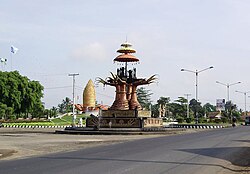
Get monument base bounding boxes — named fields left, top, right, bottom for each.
left=86, top=117, right=142, bottom=128
left=143, top=118, right=163, bottom=128
left=86, top=117, right=163, bottom=128
left=101, top=110, right=151, bottom=118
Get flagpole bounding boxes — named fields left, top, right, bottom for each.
left=10, top=45, right=19, bottom=71
left=10, top=52, right=12, bottom=71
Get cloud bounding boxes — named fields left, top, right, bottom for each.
left=70, top=42, right=108, bottom=62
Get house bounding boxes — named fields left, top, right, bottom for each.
left=207, top=111, right=222, bottom=119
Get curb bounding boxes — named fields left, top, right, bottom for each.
left=1, top=125, right=71, bottom=129
left=1, top=124, right=227, bottom=129
left=169, top=124, right=226, bottom=129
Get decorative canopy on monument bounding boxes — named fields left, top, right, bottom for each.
left=83, top=79, right=96, bottom=107
left=114, top=42, right=139, bottom=62
left=114, top=54, right=139, bottom=62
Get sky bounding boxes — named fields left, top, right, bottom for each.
left=1, top=0, right=250, bottom=111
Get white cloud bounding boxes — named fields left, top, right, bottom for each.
left=70, top=42, right=108, bottom=62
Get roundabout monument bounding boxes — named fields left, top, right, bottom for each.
left=86, top=41, right=163, bottom=128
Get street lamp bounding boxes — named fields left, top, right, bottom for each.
left=235, top=90, right=250, bottom=116
left=216, top=81, right=241, bottom=102
left=181, top=66, right=214, bottom=124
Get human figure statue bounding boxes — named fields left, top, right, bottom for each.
left=158, top=104, right=162, bottom=118
left=133, top=68, right=136, bottom=79
left=158, top=104, right=166, bottom=118
left=121, top=67, right=125, bottom=77
left=117, top=68, right=120, bottom=77
left=128, top=70, right=133, bottom=80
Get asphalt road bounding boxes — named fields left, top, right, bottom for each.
left=0, top=126, right=249, bottom=174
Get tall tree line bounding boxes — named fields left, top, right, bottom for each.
left=137, top=87, right=240, bottom=123
left=0, top=71, right=44, bottom=119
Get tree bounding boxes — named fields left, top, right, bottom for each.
left=0, top=71, right=44, bottom=118
left=157, top=97, right=170, bottom=117
left=157, top=97, right=170, bottom=106
left=203, top=103, right=216, bottom=112
left=50, top=106, right=58, bottom=118
left=0, top=103, right=7, bottom=120
left=173, top=96, right=188, bottom=118
left=225, top=101, right=240, bottom=122
left=168, top=102, right=183, bottom=118
left=189, top=99, right=203, bottom=121
left=203, top=103, right=216, bottom=118
left=58, top=97, right=72, bottom=114
left=151, top=104, right=159, bottom=117
left=175, top=97, right=187, bottom=105
left=136, top=87, right=153, bottom=110
left=168, top=97, right=187, bottom=119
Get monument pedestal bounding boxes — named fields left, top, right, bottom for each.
left=86, top=110, right=163, bottom=128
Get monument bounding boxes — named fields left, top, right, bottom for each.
left=86, top=41, right=163, bottom=128
left=75, top=79, right=99, bottom=115
left=83, top=79, right=96, bottom=108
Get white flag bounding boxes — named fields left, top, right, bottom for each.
left=11, top=46, right=19, bottom=54
left=0, top=58, right=7, bottom=64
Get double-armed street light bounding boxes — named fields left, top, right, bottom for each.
left=235, top=90, right=250, bottom=116
left=216, top=81, right=241, bottom=102
left=181, top=66, right=214, bottom=124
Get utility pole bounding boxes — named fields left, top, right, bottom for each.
left=68, top=73, right=79, bottom=126
left=184, top=94, right=191, bottom=118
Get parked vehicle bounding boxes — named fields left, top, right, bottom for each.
left=245, top=116, right=250, bottom=125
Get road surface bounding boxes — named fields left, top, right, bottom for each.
left=0, top=126, right=249, bottom=174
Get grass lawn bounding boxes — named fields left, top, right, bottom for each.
left=56, top=114, right=88, bottom=125
left=2, top=113, right=89, bottom=127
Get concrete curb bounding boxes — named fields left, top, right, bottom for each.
left=1, top=124, right=227, bottom=129
left=169, top=124, right=226, bottom=129
left=1, top=125, right=71, bottom=129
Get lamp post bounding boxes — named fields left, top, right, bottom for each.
left=184, top=94, right=191, bottom=118
left=216, top=81, right=241, bottom=102
left=181, top=66, right=214, bottom=124
left=69, top=73, right=79, bottom=126
left=235, top=90, right=250, bottom=116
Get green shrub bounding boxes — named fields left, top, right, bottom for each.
left=176, top=117, right=184, bottom=123
left=214, top=118, right=222, bottom=123
left=198, top=118, right=207, bottom=123
left=186, top=117, right=193, bottom=123
left=221, top=117, right=228, bottom=123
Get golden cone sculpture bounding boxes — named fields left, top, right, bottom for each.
left=83, top=79, right=96, bottom=107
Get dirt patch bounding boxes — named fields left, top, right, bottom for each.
left=0, top=149, right=17, bottom=159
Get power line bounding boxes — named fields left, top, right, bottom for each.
left=44, top=86, right=72, bottom=89
left=23, top=72, right=69, bottom=77
left=96, top=92, right=113, bottom=99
